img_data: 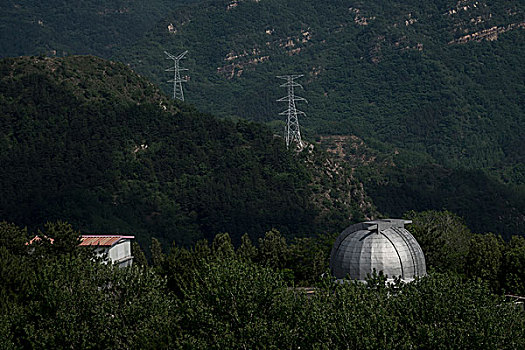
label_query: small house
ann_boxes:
[80,235,134,267]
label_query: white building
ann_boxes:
[80,235,134,267]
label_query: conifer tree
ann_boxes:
[237,233,258,262]
[258,229,289,270]
[503,235,525,295]
[466,233,504,292]
[211,233,234,259]
[150,238,165,270]
[132,241,148,267]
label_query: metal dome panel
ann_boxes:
[330,219,427,281]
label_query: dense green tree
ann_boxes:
[302,275,406,349]
[171,257,525,349]
[211,232,235,259]
[193,239,212,261]
[257,229,289,270]
[503,235,525,295]
[132,241,148,267]
[0,311,16,349]
[150,237,165,271]
[288,237,329,285]
[37,221,82,256]
[391,273,524,349]
[0,221,29,254]
[0,245,30,314]
[466,232,505,291]
[405,210,471,274]
[166,243,195,297]
[22,257,174,349]
[175,257,292,349]
[0,222,175,349]
[1,221,525,348]
[236,233,258,262]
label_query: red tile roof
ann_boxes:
[79,235,134,247]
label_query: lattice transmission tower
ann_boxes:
[277,75,307,149]
[164,50,188,101]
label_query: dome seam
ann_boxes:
[392,227,418,278]
[379,231,404,279]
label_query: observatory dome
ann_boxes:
[330,219,426,281]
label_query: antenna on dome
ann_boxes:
[277,74,306,149]
[164,50,188,101]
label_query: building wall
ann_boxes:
[108,240,132,267]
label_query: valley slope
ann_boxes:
[0,55,374,247]
[1,0,524,238]
[119,0,525,175]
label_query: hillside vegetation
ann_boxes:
[321,135,525,238]
[116,0,524,237]
[3,0,522,174]
[0,55,373,247]
[120,0,524,174]
[0,0,200,57]
[1,0,523,238]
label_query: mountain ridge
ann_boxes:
[1,0,523,238]
[0,55,375,247]
[115,0,524,175]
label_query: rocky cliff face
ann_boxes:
[301,142,378,228]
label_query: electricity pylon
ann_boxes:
[277,74,306,149]
[164,50,188,101]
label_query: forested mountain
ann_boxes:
[0,55,373,247]
[0,0,201,57]
[3,0,523,175]
[117,0,524,175]
[1,4,524,348]
[1,0,524,238]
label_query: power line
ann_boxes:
[277,74,307,149]
[164,50,188,101]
